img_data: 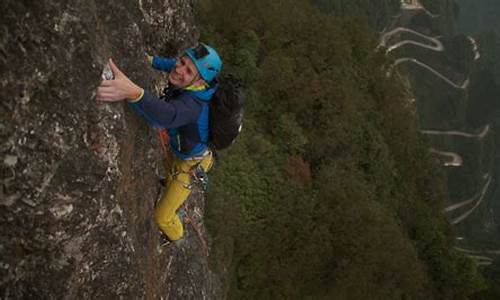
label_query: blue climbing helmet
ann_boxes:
[184,43,222,83]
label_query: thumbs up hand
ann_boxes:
[96,59,143,102]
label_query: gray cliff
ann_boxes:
[0,1,221,298]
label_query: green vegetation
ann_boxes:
[472,278,500,300]
[309,0,400,30]
[197,0,485,298]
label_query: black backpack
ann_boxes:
[209,73,244,150]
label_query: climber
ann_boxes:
[96,43,222,245]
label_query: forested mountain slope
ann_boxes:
[2,0,497,298]
[198,0,484,298]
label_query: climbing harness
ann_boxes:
[191,164,209,191]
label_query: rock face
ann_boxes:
[0,1,220,298]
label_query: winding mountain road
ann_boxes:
[421,125,490,139]
[400,0,439,18]
[380,27,443,53]
[455,247,497,266]
[444,174,490,212]
[468,37,481,60]
[388,0,494,266]
[455,247,500,255]
[379,1,481,91]
[451,174,492,225]
[444,195,476,212]
[429,148,463,166]
[395,58,470,89]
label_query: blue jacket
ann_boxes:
[128,56,217,159]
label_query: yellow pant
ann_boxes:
[154,152,213,241]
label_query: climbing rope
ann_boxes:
[181,202,209,257]
[157,129,170,155]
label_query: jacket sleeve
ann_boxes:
[152,56,176,72]
[128,90,202,129]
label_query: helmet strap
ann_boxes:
[185,73,208,91]
[185,72,206,89]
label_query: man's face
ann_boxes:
[169,56,200,88]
